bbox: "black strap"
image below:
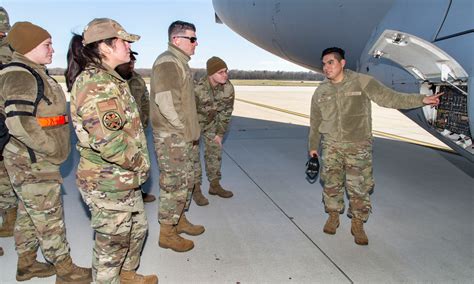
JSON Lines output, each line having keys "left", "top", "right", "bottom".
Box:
{"left": 1, "top": 62, "right": 52, "bottom": 115}
{"left": 5, "top": 99, "right": 34, "bottom": 107}
{"left": 0, "top": 62, "right": 51, "bottom": 162}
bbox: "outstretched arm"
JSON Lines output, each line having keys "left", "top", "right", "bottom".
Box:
{"left": 422, "top": 92, "right": 444, "bottom": 106}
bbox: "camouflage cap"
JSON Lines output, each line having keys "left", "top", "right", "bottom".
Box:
{"left": 83, "top": 18, "right": 140, "bottom": 45}
{"left": 0, "top": 7, "right": 11, "bottom": 33}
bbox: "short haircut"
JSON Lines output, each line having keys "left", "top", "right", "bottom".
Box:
{"left": 321, "top": 47, "right": 345, "bottom": 61}
{"left": 168, "top": 20, "right": 196, "bottom": 41}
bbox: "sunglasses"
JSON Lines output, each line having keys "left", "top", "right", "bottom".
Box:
{"left": 174, "top": 36, "right": 197, "bottom": 43}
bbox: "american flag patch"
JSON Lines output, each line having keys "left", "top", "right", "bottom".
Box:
{"left": 97, "top": 99, "right": 118, "bottom": 112}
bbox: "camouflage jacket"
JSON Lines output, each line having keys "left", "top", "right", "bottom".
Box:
{"left": 70, "top": 64, "right": 150, "bottom": 192}
{"left": 150, "top": 43, "right": 200, "bottom": 141}
{"left": 194, "top": 77, "right": 235, "bottom": 136}
{"left": 128, "top": 71, "right": 150, "bottom": 128}
{"left": 0, "top": 52, "right": 70, "bottom": 165}
{"left": 0, "top": 38, "right": 12, "bottom": 64}
{"left": 309, "top": 69, "right": 425, "bottom": 151}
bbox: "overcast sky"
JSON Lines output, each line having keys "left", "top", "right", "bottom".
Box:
{"left": 2, "top": 0, "right": 308, "bottom": 71}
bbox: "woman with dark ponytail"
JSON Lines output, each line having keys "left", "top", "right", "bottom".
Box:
{"left": 65, "top": 18, "right": 157, "bottom": 284}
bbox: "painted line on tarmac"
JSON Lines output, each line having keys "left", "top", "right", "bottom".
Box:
{"left": 236, "top": 97, "right": 455, "bottom": 153}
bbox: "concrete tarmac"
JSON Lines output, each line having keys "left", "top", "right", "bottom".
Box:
{"left": 0, "top": 85, "right": 472, "bottom": 283}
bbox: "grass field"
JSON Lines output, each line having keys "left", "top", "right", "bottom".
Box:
{"left": 52, "top": 76, "right": 320, "bottom": 87}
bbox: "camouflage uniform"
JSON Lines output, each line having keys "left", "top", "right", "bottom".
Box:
{"left": 193, "top": 77, "right": 234, "bottom": 184}
{"left": 70, "top": 64, "right": 150, "bottom": 283}
{"left": 128, "top": 71, "right": 150, "bottom": 128}
{"left": 150, "top": 43, "right": 200, "bottom": 225}
{"left": 0, "top": 52, "right": 71, "bottom": 263}
{"left": 309, "top": 70, "right": 425, "bottom": 221}
{"left": 0, "top": 7, "right": 11, "bottom": 65}
{"left": 0, "top": 6, "right": 16, "bottom": 236}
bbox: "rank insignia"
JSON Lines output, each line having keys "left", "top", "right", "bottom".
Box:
{"left": 102, "top": 111, "right": 123, "bottom": 131}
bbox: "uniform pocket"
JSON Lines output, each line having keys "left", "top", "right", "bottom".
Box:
{"left": 31, "top": 161, "right": 63, "bottom": 184}
{"left": 317, "top": 96, "right": 336, "bottom": 121}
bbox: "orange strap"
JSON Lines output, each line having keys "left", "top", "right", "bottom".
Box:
{"left": 36, "top": 115, "right": 69, "bottom": 127}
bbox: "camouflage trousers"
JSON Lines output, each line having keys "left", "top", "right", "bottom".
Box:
{"left": 153, "top": 131, "right": 194, "bottom": 225}
{"left": 320, "top": 139, "right": 374, "bottom": 221}
{"left": 78, "top": 188, "right": 147, "bottom": 284}
{"left": 0, "top": 159, "right": 17, "bottom": 228}
{"left": 193, "top": 131, "right": 223, "bottom": 184}
{"left": 3, "top": 150, "right": 70, "bottom": 263}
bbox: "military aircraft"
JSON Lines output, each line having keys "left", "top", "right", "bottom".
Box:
{"left": 212, "top": 0, "right": 474, "bottom": 162}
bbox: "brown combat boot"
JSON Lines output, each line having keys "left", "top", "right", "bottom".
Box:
{"left": 16, "top": 251, "right": 55, "bottom": 281}
{"left": 120, "top": 270, "right": 158, "bottom": 284}
{"left": 209, "top": 180, "right": 233, "bottom": 198}
{"left": 54, "top": 255, "right": 92, "bottom": 284}
{"left": 323, "top": 212, "right": 340, "bottom": 235}
{"left": 142, "top": 192, "right": 156, "bottom": 203}
{"left": 351, "top": 218, "right": 369, "bottom": 245}
{"left": 159, "top": 224, "right": 194, "bottom": 252}
{"left": 0, "top": 206, "right": 17, "bottom": 237}
{"left": 0, "top": 246, "right": 3, "bottom": 256}
{"left": 176, "top": 213, "right": 205, "bottom": 236}
{"left": 192, "top": 183, "right": 209, "bottom": 206}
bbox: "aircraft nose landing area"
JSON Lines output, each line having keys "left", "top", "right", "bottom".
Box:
{"left": 216, "top": 115, "right": 473, "bottom": 283}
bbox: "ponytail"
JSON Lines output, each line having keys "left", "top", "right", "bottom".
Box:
{"left": 64, "top": 33, "right": 114, "bottom": 92}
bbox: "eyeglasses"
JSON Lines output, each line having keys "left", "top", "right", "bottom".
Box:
{"left": 174, "top": 36, "right": 197, "bottom": 43}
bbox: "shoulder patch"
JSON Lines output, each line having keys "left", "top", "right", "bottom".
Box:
{"left": 102, "top": 111, "right": 123, "bottom": 131}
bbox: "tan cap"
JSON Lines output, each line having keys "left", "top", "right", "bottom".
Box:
{"left": 6, "top": 22, "right": 51, "bottom": 55}
{"left": 82, "top": 18, "right": 140, "bottom": 45}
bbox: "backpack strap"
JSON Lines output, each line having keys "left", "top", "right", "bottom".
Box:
{"left": 0, "top": 62, "right": 52, "bottom": 163}
{"left": 1, "top": 62, "right": 52, "bottom": 116}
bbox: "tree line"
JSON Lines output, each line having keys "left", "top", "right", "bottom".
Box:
{"left": 49, "top": 68, "right": 324, "bottom": 81}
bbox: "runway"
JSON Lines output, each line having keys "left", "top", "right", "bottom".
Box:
{"left": 0, "top": 86, "right": 472, "bottom": 283}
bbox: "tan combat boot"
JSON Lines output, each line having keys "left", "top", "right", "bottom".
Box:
{"left": 323, "top": 212, "right": 340, "bottom": 235}
{"left": 16, "top": 251, "right": 55, "bottom": 281}
{"left": 192, "top": 183, "right": 209, "bottom": 206}
{"left": 176, "top": 213, "right": 205, "bottom": 236}
{"left": 159, "top": 224, "right": 194, "bottom": 252}
{"left": 351, "top": 218, "right": 369, "bottom": 245}
{"left": 54, "top": 255, "right": 92, "bottom": 284}
{"left": 120, "top": 270, "right": 158, "bottom": 284}
{"left": 209, "top": 180, "right": 233, "bottom": 198}
{"left": 0, "top": 206, "right": 17, "bottom": 237}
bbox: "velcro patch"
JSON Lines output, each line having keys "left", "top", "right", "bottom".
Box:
{"left": 102, "top": 111, "right": 123, "bottom": 131}
{"left": 345, "top": 91, "right": 362, "bottom": 96}
{"left": 317, "top": 96, "right": 334, "bottom": 103}
{"left": 97, "top": 98, "right": 119, "bottom": 112}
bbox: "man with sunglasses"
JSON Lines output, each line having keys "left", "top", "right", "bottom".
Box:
{"left": 150, "top": 20, "right": 204, "bottom": 252}
{"left": 192, "top": 57, "right": 235, "bottom": 206}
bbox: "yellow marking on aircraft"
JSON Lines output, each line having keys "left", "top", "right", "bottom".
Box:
{"left": 236, "top": 98, "right": 455, "bottom": 153}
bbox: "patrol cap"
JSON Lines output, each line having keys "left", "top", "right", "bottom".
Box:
{"left": 0, "top": 7, "right": 11, "bottom": 33}
{"left": 82, "top": 18, "right": 140, "bottom": 45}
